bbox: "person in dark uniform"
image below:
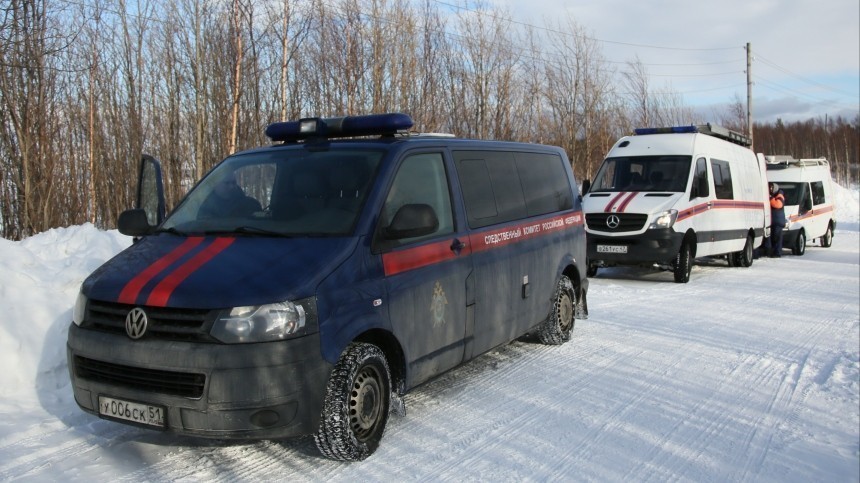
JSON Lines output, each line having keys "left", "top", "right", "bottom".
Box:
{"left": 198, "top": 173, "right": 261, "bottom": 219}
{"left": 768, "top": 182, "right": 786, "bottom": 257}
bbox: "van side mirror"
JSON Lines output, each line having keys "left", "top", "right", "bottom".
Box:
{"left": 582, "top": 179, "right": 591, "bottom": 195}
{"left": 118, "top": 209, "right": 154, "bottom": 237}
{"left": 385, "top": 204, "right": 439, "bottom": 240}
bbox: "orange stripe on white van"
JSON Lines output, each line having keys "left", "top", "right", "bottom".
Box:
{"left": 789, "top": 204, "right": 834, "bottom": 222}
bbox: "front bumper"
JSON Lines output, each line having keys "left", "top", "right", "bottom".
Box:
{"left": 67, "top": 324, "right": 332, "bottom": 439}
{"left": 587, "top": 228, "right": 684, "bottom": 267}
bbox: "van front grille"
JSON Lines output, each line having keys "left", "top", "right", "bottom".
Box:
{"left": 74, "top": 356, "right": 206, "bottom": 399}
{"left": 586, "top": 213, "right": 648, "bottom": 232}
{"left": 85, "top": 300, "right": 217, "bottom": 342}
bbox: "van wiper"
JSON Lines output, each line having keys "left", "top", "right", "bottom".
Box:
{"left": 204, "top": 226, "right": 293, "bottom": 237}
{"left": 155, "top": 227, "right": 186, "bottom": 236}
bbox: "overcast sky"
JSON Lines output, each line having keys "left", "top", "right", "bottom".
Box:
{"left": 499, "top": 0, "right": 860, "bottom": 124}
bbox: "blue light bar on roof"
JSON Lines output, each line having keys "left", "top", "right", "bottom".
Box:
{"left": 634, "top": 126, "right": 697, "bottom": 135}
{"left": 266, "top": 113, "right": 414, "bottom": 142}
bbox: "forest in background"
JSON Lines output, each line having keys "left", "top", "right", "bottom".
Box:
{"left": 2, "top": 0, "right": 858, "bottom": 240}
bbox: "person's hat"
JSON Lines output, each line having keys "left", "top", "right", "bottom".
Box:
{"left": 770, "top": 182, "right": 779, "bottom": 194}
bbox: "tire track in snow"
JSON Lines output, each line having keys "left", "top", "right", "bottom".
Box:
{"left": 0, "top": 416, "right": 136, "bottom": 480}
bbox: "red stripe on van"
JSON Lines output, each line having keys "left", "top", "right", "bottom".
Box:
{"left": 789, "top": 204, "right": 834, "bottom": 222}
{"left": 117, "top": 237, "right": 204, "bottom": 305}
{"left": 676, "top": 201, "right": 765, "bottom": 222}
{"left": 604, "top": 192, "right": 627, "bottom": 212}
{"left": 382, "top": 212, "right": 583, "bottom": 276}
{"left": 470, "top": 213, "right": 580, "bottom": 253}
{"left": 616, "top": 192, "right": 639, "bottom": 213}
{"left": 145, "top": 237, "right": 236, "bottom": 307}
{"left": 382, "top": 238, "right": 463, "bottom": 276}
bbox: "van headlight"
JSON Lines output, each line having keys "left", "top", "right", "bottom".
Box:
{"left": 211, "top": 298, "right": 316, "bottom": 343}
{"left": 73, "top": 291, "right": 88, "bottom": 326}
{"left": 649, "top": 209, "right": 678, "bottom": 230}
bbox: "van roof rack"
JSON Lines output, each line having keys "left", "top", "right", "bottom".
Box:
{"left": 764, "top": 155, "right": 829, "bottom": 167}
{"left": 634, "top": 123, "right": 751, "bottom": 147}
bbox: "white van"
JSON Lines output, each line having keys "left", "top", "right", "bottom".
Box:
{"left": 583, "top": 124, "right": 770, "bottom": 283}
{"left": 765, "top": 156, "right": 837, "bottom": 255}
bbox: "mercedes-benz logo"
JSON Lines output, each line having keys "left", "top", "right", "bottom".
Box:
{"left": 125, "top": 307, "right": 148, "bottom": 339}
{"left": 606, "top": 214, "right": 621, "bottom": 229}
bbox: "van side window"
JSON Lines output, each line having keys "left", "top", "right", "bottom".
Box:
{"left": 710, "top": 159, "right": 734, "bottom": 200}
{"left": 515, "top": 152, "right": 574, "bottom": 216}
{"left": 455, "top": 151, "right": 527, "bottom": 228}
{"left": 811, "top": 181, "right": 826, "bottom": 205}
{"left": 378, "top": 153, "right": 454, "bottom": 247}
{"left": 691, "top": 157, "right": 709, "bottom": 199}
{"left": 454, "top": 151, "right": 571, "bottom": 229}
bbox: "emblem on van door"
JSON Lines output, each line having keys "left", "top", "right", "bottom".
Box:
{"left": 430, "top": 281, "right": 448, "bottom": 327}
{"left": 606, "top": 215, "right": 621, "bottom": 229}
{"left": 125, "top": 307, "right": 148, "bottom": 339}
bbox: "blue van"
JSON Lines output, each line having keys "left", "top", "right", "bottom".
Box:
{"left": 67, "top": 113, "right": 589, "bottom": 460}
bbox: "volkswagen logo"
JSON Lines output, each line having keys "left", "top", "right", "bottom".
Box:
{"left": 125, "top": 307, "right": 148, "bottom": 339}
{"left": 606, "top": 214, "right": 621, "bottom": 229}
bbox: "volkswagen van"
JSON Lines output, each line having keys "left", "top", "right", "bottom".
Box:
{"left": 67, "top": 113, "right": 589, "bottom": 461}
{"left": 582, "top": 124, "right": 770, "bottom": 283}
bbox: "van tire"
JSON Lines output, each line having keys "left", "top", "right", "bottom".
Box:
{"left": 792, "top": 230, "right": 806, "bottom": 256}
{"left": 738, "top": 233, "right": 754, "bottom": 267}
{"left": 314, "top": 342, "right": 391, "bottom": 461}
{"left": 673, "top": 242, "right": 692, "bottom": 283}
{"left": 821, "top": 225, "right": 833, "bottom": 247}
{"left": 587, "top": 265, "right": 598, "bottom": 278}
{"left": 537, "top": 275, "right": 575, "bottom": 345}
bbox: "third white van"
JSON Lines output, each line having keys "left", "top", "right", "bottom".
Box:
{"left": 765, "top": 156, "right": 837, "bottom": 255}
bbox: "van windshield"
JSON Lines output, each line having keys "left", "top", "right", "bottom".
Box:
{"left": 591, "top": 155, "right": 692, "bottom": 192}
{"left": 160, "top": 149, "right": 383, "bottom": 236}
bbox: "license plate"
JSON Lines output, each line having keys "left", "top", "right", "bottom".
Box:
{"left": 98, "top": 396, "right": 166, "bottom": 428}
{"left": 597, "top": 244, "right": 628, "bottom": 254}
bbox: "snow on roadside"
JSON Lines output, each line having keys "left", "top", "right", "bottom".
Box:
{"left": 0, "top": 224, "right": 131, "bottom": 403}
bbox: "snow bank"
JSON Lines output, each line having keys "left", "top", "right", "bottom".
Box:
{"left": 0, "top": 224, "right": 131, "bottom": 402}
{"left": 833, "top": 182, "right": 860, "bottom": 224}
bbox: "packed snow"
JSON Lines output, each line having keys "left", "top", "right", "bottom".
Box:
{"left": 0, "top": 185, "right": 858, "bottom": 481}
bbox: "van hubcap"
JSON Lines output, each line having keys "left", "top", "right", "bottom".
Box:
{"left": 350, "top": 367, "right": 382, "bottom": 439}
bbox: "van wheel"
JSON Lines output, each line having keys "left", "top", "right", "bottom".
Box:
{"left": 821, "top": 225, "right": 833, "bottom": 247}
{"left": 587, "top": 265, "right": 598, "bottom": 277}
{"left": 739, "top": 233, "right": 754, "bottom": 267}
{"left": 537, "top": 275, "right": 575, "bottom": 345}
{"left": 792, "top": 230, "right": 806, "bottom": 256}
{"left": 673, "top": 242, "right": 692, "bottom": 283}
{"left": 314, "top": 343, "right": 391, "bottom": 461}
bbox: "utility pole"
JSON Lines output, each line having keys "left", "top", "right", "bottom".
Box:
{"left": 746, "top": 42, "right": 753, "bottom": 149}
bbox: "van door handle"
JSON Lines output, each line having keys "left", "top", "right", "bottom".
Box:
{"left": 450, "top": 239, "right": 466, "bottom": 254}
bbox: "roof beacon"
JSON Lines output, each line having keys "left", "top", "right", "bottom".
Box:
{"left": 266, "top": 113, "right": 414, "bottom": 143}
{"left": 634, "top": 123, "right": 751, "bottom": 147}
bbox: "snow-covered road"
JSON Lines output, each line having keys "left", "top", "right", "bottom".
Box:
{"left": 1, "top": 223, "right": 858, "bottom": 481}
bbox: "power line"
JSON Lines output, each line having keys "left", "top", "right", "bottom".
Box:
{"left": 756, "top": 54, "right": 859, "bottom": 99}
{"left": 430, "top": 0, "right": 740, "bottom": 52}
